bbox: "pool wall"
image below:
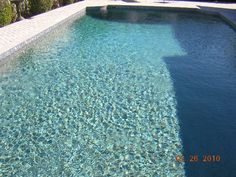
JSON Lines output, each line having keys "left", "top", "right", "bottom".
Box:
{"left": 88, "top": 5, "right": 236, "bottom": 30}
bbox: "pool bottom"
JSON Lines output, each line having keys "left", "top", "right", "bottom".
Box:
{"left": 0, "top": 15, "right": 185, "bottom": 176}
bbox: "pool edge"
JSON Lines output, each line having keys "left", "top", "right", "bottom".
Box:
{"left": 0, "top": 9, "right": 86, "bottom": 63}
{"left": 1, "top": 2, "right": 236, "bottom": 64}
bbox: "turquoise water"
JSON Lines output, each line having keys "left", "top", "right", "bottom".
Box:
{"left": 0, "top": 11, "right": 186, "bottom": 176}
{"left": 1, "top": 8, "right": 236, "bottom": 177}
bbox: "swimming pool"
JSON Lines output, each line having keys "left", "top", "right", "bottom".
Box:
{"left": 0, "top": 6, "right": 236, "bottom": 176}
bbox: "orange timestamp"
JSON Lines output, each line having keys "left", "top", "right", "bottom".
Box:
{"left": 176, "top": 155, "right": 221, "bottom": 163}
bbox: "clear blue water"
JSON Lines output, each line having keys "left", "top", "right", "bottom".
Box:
{"left": 0, "top": 8, "right": 236, "bottom": 176}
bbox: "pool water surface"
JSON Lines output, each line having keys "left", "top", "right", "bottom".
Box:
{"left": 0, "top": 8, "right": 236, "bottom": 176}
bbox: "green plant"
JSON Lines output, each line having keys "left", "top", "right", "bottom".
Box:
{"left": 0, "top": 0, "right": 12, "bottom": 27}
{"left": 20, "top": 0, "right": 31, "bottom": 17}
{"left": 58, "top": 0, "right": 63, "bottom": 6}
{"left": 63, "top": 0, "right": 74, "bottom": 5}
{"left": 52, "top": 0, "right": 60, "bottom": 9}
{"left": 11, "top": 3, "right": 17, "bottom": 22}
{"left": 29, "top": 0, "right": 53, "bottom": 15}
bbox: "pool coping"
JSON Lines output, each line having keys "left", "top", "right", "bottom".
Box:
{"left": 0, "top": 0, "right": 236, "bottom": 62}
{"left": 0, "top": 9, "right": 86, "bottom": 63}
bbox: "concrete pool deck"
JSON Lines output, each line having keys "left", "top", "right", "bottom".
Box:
{"left": 0, "top": 0, "right": 236, "bottom": 61}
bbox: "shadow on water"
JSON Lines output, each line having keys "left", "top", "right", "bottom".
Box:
{"left": 163, "top": 12, "right": 236, "bottom": 176}
{"left": 86, "top": 8, "right": 236, "bottom": 176}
